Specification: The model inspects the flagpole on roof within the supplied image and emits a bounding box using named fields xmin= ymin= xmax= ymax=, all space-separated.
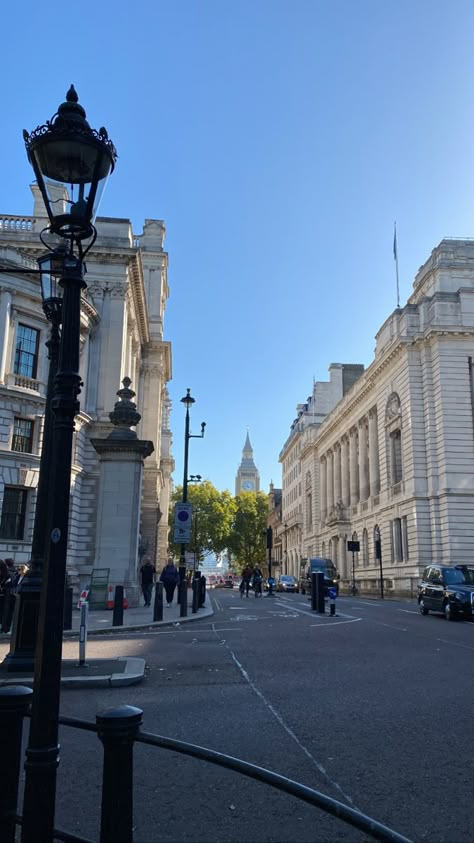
xmin=393 ymin=221 xmax=400 ymax=308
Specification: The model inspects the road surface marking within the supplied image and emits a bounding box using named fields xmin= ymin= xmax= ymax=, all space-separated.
xmin=397 ymin=609 xmax=420 ymax=615
xmin=310 ymin=618 xmax=362 ymax=628
xmin=229 ymin=649 xmax=357 ymax=807
xmin=437 ymin=637 xmax=474 ymax=651
xmin=369 ymin=620 xmax=407 ymax=632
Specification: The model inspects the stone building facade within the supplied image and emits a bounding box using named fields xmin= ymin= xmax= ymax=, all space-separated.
xmin=280 ymin=239 xmax=474 ymax=596
xmin=0 ymin=186 xmax=174 ymax=600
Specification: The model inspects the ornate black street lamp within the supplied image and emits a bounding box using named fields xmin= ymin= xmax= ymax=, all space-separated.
xmin=374 ymin=525 xmax=384 ymax=599
xmin=16 ymin=85 xmax=117 ymax=843
xmin=179 ymin=389 xmax=205 ymax=614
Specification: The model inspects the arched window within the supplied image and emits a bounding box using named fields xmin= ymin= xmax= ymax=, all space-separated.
xmin=321 ymin=541 xmax=326 ymax=557
xmin=362 ymin=528 xmax=369 ymax=567
xmin=385 ymin=393 xmax=402 ymax=485
xmin=328 ymin=539 xmax=332 ymax=559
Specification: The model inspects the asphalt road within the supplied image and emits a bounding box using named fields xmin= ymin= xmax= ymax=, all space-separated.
xmin=9 ymin=590 xmax=474 ymax=842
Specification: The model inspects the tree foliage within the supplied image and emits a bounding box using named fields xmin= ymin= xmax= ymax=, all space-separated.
xmin=227 ymin=491 xmax=268 ymax=571
xmin=169 ymin=481 xmax=236 ymax=563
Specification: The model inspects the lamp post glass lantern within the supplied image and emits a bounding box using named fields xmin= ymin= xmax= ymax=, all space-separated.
xmin=15 ymin=86 xmax=117 ymax=843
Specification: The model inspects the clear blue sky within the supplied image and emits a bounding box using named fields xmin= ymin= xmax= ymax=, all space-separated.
xmin=3 ymin=1 xmax=474 ymax=494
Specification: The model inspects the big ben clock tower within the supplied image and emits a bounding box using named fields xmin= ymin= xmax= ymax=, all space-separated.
xmin=235 ymin=430 xmax=260 ymax=495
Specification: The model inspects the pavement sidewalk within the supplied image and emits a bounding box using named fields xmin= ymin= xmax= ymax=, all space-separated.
xmin=0 ymin=593 xmax=213 ymax=689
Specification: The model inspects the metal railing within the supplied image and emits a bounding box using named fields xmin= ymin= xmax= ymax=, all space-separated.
xmin=0 ymin=689 xmax=413 ymax=843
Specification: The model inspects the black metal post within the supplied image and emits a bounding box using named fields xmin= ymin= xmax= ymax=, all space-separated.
xmin=265 ymin=527 xmax=275 ymax=596
xmin=192 ymin=574 xmax=199 ymax=613
xmin=113 ymin=586 xmax=124 ymax=627
xmin=352 ymin=551 xmax=356 ymax=594
xmin=153 ymin=582 xmax=163 ymax=622
xmin=0 ymin=686 xmax=33 ymax=843
xmin=4 ymin=314 xmax=61 ymax=672
xmin=315 ymin=572 xmax=325 ymax=613
xmin=63 ymin=586 xmax=73 ymax=631
xmin=199 ymin=575 xmax=206 ymax=608
xmin=22 ymin=255 xmax=85 ymax=843
xmin=96 ymin=705 xmax=143 ymax=843
xmin=179 ymin=401 xmax=190 ymax=616
xmin=375 ymin=530 xmax=384 ymax=599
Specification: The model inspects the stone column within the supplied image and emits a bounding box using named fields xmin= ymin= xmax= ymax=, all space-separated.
xmin=349 ymin=428 xmax=359 ymax=505
xmin=91 ymin=378 xmax=154 ymax=607
xmin=359 ymin=419 xmax=369 ymax=501
xmin=0 ymin=289 xmax=12 ymax=383
xmin=320 ymin=456 xmax=327 ymax=522
xmin=327 ymin=450 xmax=334 ymax=514
xmin=368 ymin=409 xmax=380 ymax=496
xmin=334 ymin=443 xmax=342 ymax=504
xmin=341 ymin=436 xmax=350 ymax=507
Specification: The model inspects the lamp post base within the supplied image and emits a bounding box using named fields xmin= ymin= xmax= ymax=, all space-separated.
xmin=2 ymin=577 xmax=41 ymax=673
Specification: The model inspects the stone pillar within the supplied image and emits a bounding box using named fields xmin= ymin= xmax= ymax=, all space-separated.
xmin=359 ymin=419 xmax=369 ymax=501
xmin=334 ymin=443 xmax=342 ymax=504
xmin=327 ymin=450 xmax=334 ymax=514
xmin=91 ymin=379 xmax=154 ymax=607
xmin=341 ymin=436 xmax=350 ymax=507
xmin=368 ymin=409 xmax=380 ymax=496
xmin=349 ymin=428 xmax=359 ymax=505
xmin=0 ymin=289 xmax=12 ymax=383
xmin=320 ymin=456 xmax=327 ymax=523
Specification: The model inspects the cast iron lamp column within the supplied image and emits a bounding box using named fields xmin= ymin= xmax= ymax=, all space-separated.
xmin=4 ymin=248 xmax=66 ymax=672
xmin=20 ymin=86 xmax=117 ymax=843
xmin=179 ymin=389 xmax=205 ymax=614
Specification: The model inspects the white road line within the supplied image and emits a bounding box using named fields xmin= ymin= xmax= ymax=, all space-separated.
xmin=369 ymin=620 xmax=407 ymax=632
xmin=229 ymin=649 xmax=357 ymax=807
xmin=397 ymin=609 xmax=420 ymax=615
xmin=310 ymin=618 xmax=362 ymax=628
xmin=437 ymin=637 xmax=474 ymax=652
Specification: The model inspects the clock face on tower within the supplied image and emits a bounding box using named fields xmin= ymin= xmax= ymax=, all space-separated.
xmin=242 ymin=480 xmax=255 ymax=491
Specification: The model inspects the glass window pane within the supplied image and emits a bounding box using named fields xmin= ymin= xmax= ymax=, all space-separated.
xmin=14 ymin=324 xmax=39 ymax=379
xmin=12 ymin=418 xmax=33 ymax=453
xmin=0 ymin=487 xmax=27 ymax=540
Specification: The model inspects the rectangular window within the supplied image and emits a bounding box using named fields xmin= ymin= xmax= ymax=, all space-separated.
xmin=402 ymin=516 xmax=409 ymax=560
xmin=0 ymin=487 xmax=28 ymax=540
xmin=12 ymin=418 xmax=34 ymax=453
xmin=14 ymin=324 xmax=40 ymax=379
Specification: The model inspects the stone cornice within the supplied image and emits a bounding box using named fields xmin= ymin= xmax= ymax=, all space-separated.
xmin=128 ymin=252 xmax=150 ymax=346
xmin=90 ymin=437 xmax=154 ymax=458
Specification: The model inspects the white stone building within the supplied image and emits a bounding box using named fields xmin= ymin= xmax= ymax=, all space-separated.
xmin=0 ymin=186 xmax=174 ymax=602
xmin=280 ymin=239 xmax=474 ymax=596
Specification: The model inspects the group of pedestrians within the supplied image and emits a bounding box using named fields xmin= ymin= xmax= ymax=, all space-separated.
xmin=140 ymin=557 xmax=180 ymax=608
xmin=0 ymin=557 xmax=29 ymax=632
xmin=239 ymin=565 xmax=264 ymax=597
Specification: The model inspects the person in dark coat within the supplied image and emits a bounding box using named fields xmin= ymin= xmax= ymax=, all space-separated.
xmin=160 ymin=559 xmax=180 ymax=606
xmin=140 ymin=558 xmax=155 ymax=607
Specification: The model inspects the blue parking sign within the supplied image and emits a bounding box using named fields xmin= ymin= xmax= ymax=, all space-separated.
xmin=328 ymin=587 xmax=337 ymax=600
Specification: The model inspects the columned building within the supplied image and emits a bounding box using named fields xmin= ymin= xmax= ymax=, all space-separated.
xmin=280 ymin=365 xmax=364 ymax=577
xmin=0 ymin=186 xmax=174 ymax=600
xmin=235 ymin=430 xmax=260 ymax=494
xmin=282 ymin=239 xmax=474 ymax=595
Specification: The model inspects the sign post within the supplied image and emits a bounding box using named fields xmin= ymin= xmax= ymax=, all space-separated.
xmin=173 ymin=503 xmax=193 ymax=544
xmin=347 ymin=540 xmax=360 ymax=595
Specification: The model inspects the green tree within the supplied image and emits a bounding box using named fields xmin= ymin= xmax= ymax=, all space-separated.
xmin=227 ymin=491 xmax=268 ymax=571
xmin=169 ymin=481 xmax=236 ymax=564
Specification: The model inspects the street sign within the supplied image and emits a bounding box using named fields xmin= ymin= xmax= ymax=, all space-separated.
xmin=347 ymin=540 xmax=360 ymax=552
xmin=173 ymin=502 xmax=193 ymax=543
xmin=328 ymin=587 xmax=337 ymax=600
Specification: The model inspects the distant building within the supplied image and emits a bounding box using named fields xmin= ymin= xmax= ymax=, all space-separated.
xmin=235 ymin=430 xmax=260 ymax=495
xmin=0 ymin=186 xmax=174 ymax=602
xmin=280 ymin=238 xmax=474 ymax=596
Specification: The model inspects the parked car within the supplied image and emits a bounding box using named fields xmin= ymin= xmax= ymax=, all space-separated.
xmin=276 ymin=575 xmax=298 ymax=593
xmin=224 ymin=577 xmax=234 ymax=588
xmin=418 ymin=565 xmax=474 ymax=620
xmin=299 ymin=558 xmax=340 ymax=596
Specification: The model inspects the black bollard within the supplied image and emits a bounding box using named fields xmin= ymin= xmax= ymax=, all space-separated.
xmin=63 ymin=586 xmax=73 ymax=630
xmin=2 ymin=592 xmax=16 ymax=634
xmin=199 ymin=575 xmax=206 ymax=608
xmin=96 ymin=704 xmax=143 ymax=843
xmin=153 ymin=582 xmax=163 ymax=622
xmin=315 ymin=572 xmax=325 ymax=613
xmin=112 ymin=585 xmax=124 ymax=627
xmin=179 ymin=579 xmax=188 ymax=617
xmin=192 ymin=574 xmax=200 ymax=613
xmin=0 ymin=685 xmax=33 ymax=843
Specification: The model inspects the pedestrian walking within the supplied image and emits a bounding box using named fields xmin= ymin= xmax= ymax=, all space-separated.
xmin=240 ymin=566 xmax=252 ymax=598
xmin=140 ymin=557 xmax=155 ymax=607
xmin=13 ymin=564 xmax=29 ymax=592
xmin=160 ymin=559 xmax=180 ymax=607
xmin=253 ymin=566 xmax=263 ymax=597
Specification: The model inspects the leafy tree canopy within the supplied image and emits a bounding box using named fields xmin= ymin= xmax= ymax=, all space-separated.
xmin=227 ymin=491 xmax=268 ymax=571
xmin=169 ymin=481 xmax=236 ymax=564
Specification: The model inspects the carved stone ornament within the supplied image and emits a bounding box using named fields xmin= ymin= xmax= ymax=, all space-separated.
xmin=108 ymin=377 xmax=141 ymax=440
xmin=386 ymin=392 xmax=401 ymax=420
